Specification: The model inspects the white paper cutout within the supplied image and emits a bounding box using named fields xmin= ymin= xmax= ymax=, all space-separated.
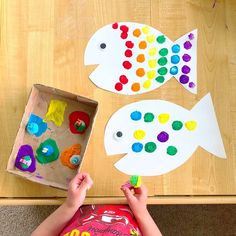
xmin=104 ymin=93 xmax=226 ymax=176
xmin=85 ymin=22 xmax=197 ymax=95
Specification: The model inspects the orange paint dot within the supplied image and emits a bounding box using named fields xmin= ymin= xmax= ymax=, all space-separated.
xmin=136 ymin=54 xmax=145 ymax=63
xmin=139 ymin=41 xmax=147 ymax=49
xmin=133 ymin=29 xmax=141 ymax=37
xmin=136 ymin=68 xmax=145 ymax=77
xmin=131 ymin=83 xmax=140 ymax=92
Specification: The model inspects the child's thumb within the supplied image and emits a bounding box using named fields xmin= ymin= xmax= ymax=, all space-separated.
xmin=121 ymin=187 xmax=134 ymax=202
xmin=79 ymin=177 xmax=93 ymax=192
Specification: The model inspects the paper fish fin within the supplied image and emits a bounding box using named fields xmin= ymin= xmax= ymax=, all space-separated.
xmin=191 ymin=93 xmax=226 ymax=158
xmin=173 ymin=29 xmax=197 ymax=94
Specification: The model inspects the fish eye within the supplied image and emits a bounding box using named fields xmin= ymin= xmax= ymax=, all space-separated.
xmin=100 ymin=43 xmax=106 ymax=49
xmin=113 ymin=131 xmax=123 ymax=140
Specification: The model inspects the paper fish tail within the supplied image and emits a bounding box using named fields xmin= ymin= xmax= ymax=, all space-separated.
xmin=172 ymin=29 xmax=197 ymax=94
xmin=191 ymin=93 xmax=226 ymax=158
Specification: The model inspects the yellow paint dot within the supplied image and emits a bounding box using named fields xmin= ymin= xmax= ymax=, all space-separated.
xmin=158 ymin=113 xmax=170 ymax=124
xmin=148 ymin=59 xmax=157 ymax=68
xmin=134 ymin=130 xmax=146 ymax=140
xmin=147 ymin=70 xmax=157 ymax=79
xmin=142 ymin=26 xmax=150 ymax=34
xmin=148 ymin=47 xmax=157 ymax=56
xmin=185 ymin=120 xmax=197 ymax=131
xmin=143 ymin=80 xmax=151 ymax=89
xmin=146 ymin=35 xmax=155 ymax=43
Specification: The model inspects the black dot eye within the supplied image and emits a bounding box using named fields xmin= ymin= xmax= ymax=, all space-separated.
xmin=100 ymin=43 xmax=106 ymax=49
xmin=114 ymin=131 xmax=123 ymax=140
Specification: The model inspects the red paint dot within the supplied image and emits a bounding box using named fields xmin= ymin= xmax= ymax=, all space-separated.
xmin=120 ymin=25 xmax=129 ymax=32
xmin=119 ymin=75 xmax=128 ymax=84
xmin=125 ymin=41 xmax=134 ymax=48
xmin=121 ymin=32 xmax=128 ymax=39
xmin=123 ymin=61 xmax=132 ymax=69
xmin=115 ymin=82 xmax=123 ymax=91
xmin=125 ymin=49 xmax=132 ymax=57
xmin=112 ymin=22 xmax=118 ymax=29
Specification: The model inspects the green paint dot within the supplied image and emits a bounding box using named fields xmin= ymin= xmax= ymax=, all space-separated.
xmin=158 ymin=57 xmax=167 ymax=66
xmin=145 ymin=142 xmax=157 ymax=153
xmin=167 ymin=146 xmax=177 ymax=156
xmin=144 ymin=112 xmax=154 ymax=122
xmin=156 ymin=35 xmax=166 ymax=43
xmin=155 ymin=76 xmax=165 ymax=83
xmin=158 ymin=67 xmax=168 ymax=75
xmin=172 ymin=121 xmax=183 ymax=130
xmin=159 ymin=48 xmax=168 ymax=56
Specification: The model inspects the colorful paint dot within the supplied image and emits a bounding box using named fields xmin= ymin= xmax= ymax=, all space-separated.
xmin=134 ymin=130 xmax=146 ymax=140
xmin=179 ymin=75 xmax=189 ymax=84
xmin=147 ymin=70 xmax=157 ymax=79
xmin=149 ymin=47 xmax=157 ymax=56
xmin=182 ymin=54 xmax=191 ymax=62
xmin=139 ymin=41 xmax=147 ymax=49
xmin=185 ymin=120 xmax=197 ymax=131
xmin=121 ymin=33 xmax=128 ymax=39
xmin=132 ymin=142 xmax=143 ymax=152
xmin=146 ymin=35 xmax=155 ymax=44
xmin=112 ymin=22 xmax=118 ymax=29
xmin=184 ymin=41 xmax=192 ymax=50
xmin=125 ymin=41 xmax=134 ymax=48
xmin=155 ymin=76 xmax=165 ymax=83
xmin=120 ymin=25 xmax=129 ymax=32
xmin=158 ymin=67 xmax=168 ymax=75
xmin=144 ymin=142 xmax=157 ymax=153
xmin=172 ymin=121 xmax=183 ymax=130
xmin=170 ymin=66 xmax=178 ymax=75
xmin=136 ymin=54 xmax=145 ymax=63
xmin=131 ymin=83 xmax=140 ymax=92
xmin=148 ymin=59 xmax=157 ymax=68
xmin=158 ymin=113 xmax=170 ymax=124
xmin=142 ymin=26 xmax=149 ymax=34
xmin=159 ymin=48 xmax=168 ymax=56
xmin=119 ymin=75 xmax=128 ymax=84
xmin=167 ymin=146 xmax=177 ymax=155
xmin=130 ymin=111 xmax=142 ymax=121
xmin=182 ymin=65 xmax=191 ymax=74
xmin=125 ymin=49 xmax=132 ymax=57
xmin=133 ymin=29 xmax=141 ymax=37
xmin=156 ymin=35 xmax=166 ymax=43
xmin=115 ymin=82 xmax=123 ymax=91
xmin=144 ymin=112 xmax=154 ymax=122
xmin=171 ymin=55 xmax=180 ymax=64
xmin=158 ymin=57 xmax=167 ymax=66
xmin=136 ymin=68 xmax=145 ymax=77
xmin=123 ymin=61 xmax=132 ymax=69
xmin=188 ymin=33 xmax=194 ymax=40
xmin=189 ymin=82 xmax=196 ymax=88
xmin=143 ymin=80 xmax=151 ymax=89
xmin=171 ymin=44 xmax=180 ymax=53
xmin=157 ymin=131 xmax=169 ymax=142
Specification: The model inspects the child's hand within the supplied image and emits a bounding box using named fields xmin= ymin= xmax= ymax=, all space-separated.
xmin=121 ymin=184 xmax=148 ymax=216
xmin=66 ymin=172 xmax=93 ymax=209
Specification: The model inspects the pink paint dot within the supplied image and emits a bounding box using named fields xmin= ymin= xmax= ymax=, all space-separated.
xmin=123 ymin=61 xmax=132 ymax=69
xmin=121 ymin=32 xmax=128 ymax=39
xmin=115 ymin=82 xmax=123 ymax=91
xmin=120 ymin=25 xmax=129 ymax=32
xmin=112 ymin=22 xmax=118 ymax=29
xmin=125 ymin=41 xmax=134 ymax=48
xmin=125 ymin=49 xmax=132 ymax=57
xmin=119 ymin=75 xmax=128 ymax=84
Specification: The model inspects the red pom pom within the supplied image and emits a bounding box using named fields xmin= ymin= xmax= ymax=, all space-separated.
xmin=112 ymin=22 xmax=118 ymax=29
xmin=125 ymin=49 xmax=132 ymax=57
xmin=115 ymin=82 xmax=123 ymax=91
xmin=119 ymin=75 xmax=128 ymax=84
xmin=120 ymin=25 xmax=129 ymax=32
xmin=121 ymin=32 xmax=128 ymax=39
xmin=123 ymin=61 xmax=132 ymax=69
xmin=125 ymin=41 xmax=134 ymax=48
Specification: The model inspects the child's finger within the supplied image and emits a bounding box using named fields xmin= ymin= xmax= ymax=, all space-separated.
xmin=78 ymin=175 xmax=93 ymax=192
xmin=121 ymin=186 xmax=135 ymax=202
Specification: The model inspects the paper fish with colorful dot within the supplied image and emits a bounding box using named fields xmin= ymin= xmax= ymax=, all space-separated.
xmin=104 ymin=94 xmax=226 ymax=176
xmin=85 ymin=22 xmax=197 ymax=95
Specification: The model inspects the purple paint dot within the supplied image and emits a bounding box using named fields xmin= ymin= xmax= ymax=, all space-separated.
xmin=184 ymin=41 xmax=192 ymax=50
xmin=189 ymin=82 xmax=196 ymax=88
xmin=182 ymin=54 xmax=191 ymax=62
xmin=179 ymin=75 xmax=189 ymax=84
xmin=157 ymin=131 xmax=169 ymax=142
xmin=182 ymin=65 xmax=191 ymax=74
xmin=188 ymin=33 xmax=194 ymax=40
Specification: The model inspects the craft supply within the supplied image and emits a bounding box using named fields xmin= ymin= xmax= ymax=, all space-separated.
xmin=69 ymin=111 xmax=90 ymax=134
xmin=26 ymin=114 xmax=48 ymax=137
xmin=130 ymin=175 xmax=141 ymax=188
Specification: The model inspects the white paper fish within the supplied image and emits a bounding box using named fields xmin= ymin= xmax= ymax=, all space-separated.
xmin=104 ymin=94 xmax=226 ymax=176
xmin=85 ymin=22 xmax=197 ymax=95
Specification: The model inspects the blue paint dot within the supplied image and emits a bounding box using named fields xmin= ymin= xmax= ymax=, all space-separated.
xmin=171 ymin=55 xmax=180 ymax=64
xmin=132 ymin=142 xmax=143 ymax=152
xmin=171 ymin=44 xmax=180 ymax=53
xmin=130 ymin=111 xmax=142 ymax=121
xmin=170 ymin=66 xmax=178 ymax=75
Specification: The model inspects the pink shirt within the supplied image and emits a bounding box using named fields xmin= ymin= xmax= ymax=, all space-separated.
xmin=59 ymin=205 xmax=141 ymax=236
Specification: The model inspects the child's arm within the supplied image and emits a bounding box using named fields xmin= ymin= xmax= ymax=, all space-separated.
xmin=121 ymin=184 xmax=162 ymax=236
xmin=32 ymin=172 xmax=93 ymax=236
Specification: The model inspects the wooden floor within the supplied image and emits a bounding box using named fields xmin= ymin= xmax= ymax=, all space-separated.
xmin=0 ymin=0 xmax=235 ymax=204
